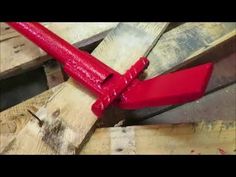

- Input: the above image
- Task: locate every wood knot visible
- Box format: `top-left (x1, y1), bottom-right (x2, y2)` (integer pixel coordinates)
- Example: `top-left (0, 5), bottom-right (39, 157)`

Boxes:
top-left (122, 128), bottom-right (126, 133)
top-left (52, 109), bottom-right (60, 118)
top-left (116, 148), bottom-right (123, 152)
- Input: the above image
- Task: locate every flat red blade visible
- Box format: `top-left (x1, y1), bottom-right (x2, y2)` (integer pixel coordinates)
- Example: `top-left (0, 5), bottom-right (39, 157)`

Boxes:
top-left (118, 63), bottom-right (213, 109)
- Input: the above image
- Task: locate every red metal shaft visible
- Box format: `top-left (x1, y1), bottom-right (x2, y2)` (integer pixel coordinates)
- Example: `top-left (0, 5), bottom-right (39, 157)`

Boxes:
top-left (7, 22), bottom-right (117, 96)
top-left (7, 22), bottom-right (149, 117)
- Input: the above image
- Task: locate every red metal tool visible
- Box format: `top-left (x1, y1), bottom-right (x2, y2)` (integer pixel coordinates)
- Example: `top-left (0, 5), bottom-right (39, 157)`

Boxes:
top-left (7, 22), bottom-right (213, 117)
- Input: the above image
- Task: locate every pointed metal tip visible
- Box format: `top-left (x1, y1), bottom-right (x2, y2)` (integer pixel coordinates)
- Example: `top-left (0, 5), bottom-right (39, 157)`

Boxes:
top-left (118, 62), bottom-right (214, 109)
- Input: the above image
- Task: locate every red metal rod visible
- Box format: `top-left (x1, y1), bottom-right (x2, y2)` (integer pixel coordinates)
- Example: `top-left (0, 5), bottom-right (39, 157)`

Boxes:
top-left (7, 22), bottom-right (117, 96)
top-left (7, 22), bottom-right (149, 117)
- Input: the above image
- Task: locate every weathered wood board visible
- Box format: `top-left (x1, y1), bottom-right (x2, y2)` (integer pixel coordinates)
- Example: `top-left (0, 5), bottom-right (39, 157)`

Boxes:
top-left (80, 121), bottom-right (236, 154)
top-left (146, 22), bottom-right (236, 77)
top-left (0, 22), bottom-right (118, 79)
top-left (43, 60), bottom-right (65, 89)
top-left (0, 23), bottom-right (169, 154)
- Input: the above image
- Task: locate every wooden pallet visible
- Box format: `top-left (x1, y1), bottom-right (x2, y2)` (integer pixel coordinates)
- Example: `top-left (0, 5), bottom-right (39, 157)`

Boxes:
top-left (0, 22), bottom-right (235, 154)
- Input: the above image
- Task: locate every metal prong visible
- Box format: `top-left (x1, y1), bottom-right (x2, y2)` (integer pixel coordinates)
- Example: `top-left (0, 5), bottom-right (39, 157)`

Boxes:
top-left (27, 109), bottom-right (44, 127)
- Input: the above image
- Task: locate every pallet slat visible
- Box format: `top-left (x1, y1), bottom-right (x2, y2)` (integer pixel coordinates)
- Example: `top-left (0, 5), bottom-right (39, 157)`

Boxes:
top-left (80, 121), bottom-right (236, 154)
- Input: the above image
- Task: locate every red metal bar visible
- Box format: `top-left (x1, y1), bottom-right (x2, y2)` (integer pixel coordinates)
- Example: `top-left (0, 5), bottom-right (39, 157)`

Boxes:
top-left (7, 22), bottom-right (117, 96)
top-left (7, 22), bottom-right (214, 117)
top-left (7, 22), bottom-right (149, 116)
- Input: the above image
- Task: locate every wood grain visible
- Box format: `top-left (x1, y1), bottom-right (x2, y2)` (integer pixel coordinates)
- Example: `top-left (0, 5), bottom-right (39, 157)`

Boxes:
top-left (0, 23), bottom-right (169, 154)
top-left (146, 22), bottom-right (236, 77)
top-left (0, 84), bottom-right (63, 152)
top-left (80, 121), bottom-right (236, 154)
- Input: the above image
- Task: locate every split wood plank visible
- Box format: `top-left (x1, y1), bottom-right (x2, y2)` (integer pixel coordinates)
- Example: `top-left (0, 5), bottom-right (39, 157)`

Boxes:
top-left (0, 85), bottom-right (63, 152)
top-left (0, 23), bottom-right (169, 154)
top-left (80, 120), bottom-right (236, 154)
top-left (125, 22), bottom-right (236, 122)
top-left (140, 84), bottom-right (236, 125)
top-left (1, 23), bottom-right (236, 148)
top-left (0, 22), bottom-right (118, 79)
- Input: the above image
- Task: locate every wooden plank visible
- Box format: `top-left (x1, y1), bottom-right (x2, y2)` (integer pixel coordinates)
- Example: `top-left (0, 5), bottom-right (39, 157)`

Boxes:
top-left (0, 23), bottom-right (19, 41)
top-left (124, 22), bottom-right (236, 123)
top-left (146, 22), bottom-right (236, 77)
top-left (1, 23), bottom-right (236, 143)
top-left (0, 22), bottom-right (118, 79)
top-left (0, 84), bottom-right (63, 152)
top-left (43, 60), bottom-right (65, 89)
top-left (0, 23), bottom-right (169, 154)
top-left (80, 121), bottom-right (236, 154)
top-left (139, 84), bottom-right (236, 125)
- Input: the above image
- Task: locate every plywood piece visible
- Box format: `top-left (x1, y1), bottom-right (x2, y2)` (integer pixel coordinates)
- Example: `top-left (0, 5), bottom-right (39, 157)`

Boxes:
top-left (81, 121), bottom-right (236, 154)
top-left (1, 23), bottom-right (169, 154)
top-left (0, 22), bottom-right (118, 79)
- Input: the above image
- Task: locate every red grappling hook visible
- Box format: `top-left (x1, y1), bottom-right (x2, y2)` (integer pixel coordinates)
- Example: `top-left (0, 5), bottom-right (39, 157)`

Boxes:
top-left (7, 22), bottom-right (213, 117)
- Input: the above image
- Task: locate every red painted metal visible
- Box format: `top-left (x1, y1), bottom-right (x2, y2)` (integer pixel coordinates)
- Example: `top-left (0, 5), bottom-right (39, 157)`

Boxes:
top-left (118, 62), bottom-right (213, 109)
top-left (7, 22), bottom-right (115, 96)
top-left (92, 57), bottom-right (149, 116)
top-left (7, 22), bottom-right (214, 117)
